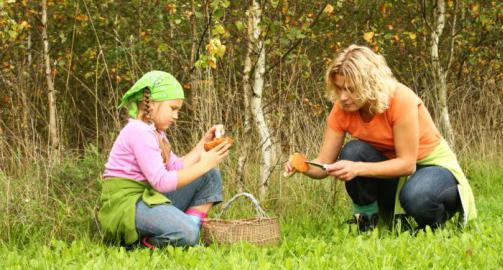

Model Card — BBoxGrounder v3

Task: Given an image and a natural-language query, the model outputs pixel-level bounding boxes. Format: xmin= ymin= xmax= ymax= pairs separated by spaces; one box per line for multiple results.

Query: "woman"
xmin=285 ymin=45 xmax=476 ymax=232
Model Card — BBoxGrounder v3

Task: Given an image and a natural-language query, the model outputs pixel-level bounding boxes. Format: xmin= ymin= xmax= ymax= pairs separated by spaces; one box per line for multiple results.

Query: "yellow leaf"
xmin=409 ymin=32 xmax=417 ymax=40
xmin=207 ymin=56 xmax=217 ymax=69
xmin=470 ymin=4 xmax=479 ymax=13
xmin=323 ymin=4 xmax=334 ymax=15
xmin=447 ymin=0 xmax=454 ymax=8
xmin=216 ymin=44 xmax=226 ymax=58
xmin=19 ymin=20 xmax=30 ymax=29
xmin=363 ymin=31 xmax=374 ymax=43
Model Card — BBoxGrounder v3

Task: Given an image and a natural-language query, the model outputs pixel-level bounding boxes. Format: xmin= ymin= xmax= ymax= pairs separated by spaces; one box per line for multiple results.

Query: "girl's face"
xmin=152 ymin=99 xmax=184 ymax=130
xmin=333 ymin=74 xmax=365 ymax=112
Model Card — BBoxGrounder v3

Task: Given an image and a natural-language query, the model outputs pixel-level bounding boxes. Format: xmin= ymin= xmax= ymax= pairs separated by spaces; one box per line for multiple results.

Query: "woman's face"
xmin=333 ymin=74 xmax=364 ymax=112
xmin=152 ymin=99 xmax=184 ymax=130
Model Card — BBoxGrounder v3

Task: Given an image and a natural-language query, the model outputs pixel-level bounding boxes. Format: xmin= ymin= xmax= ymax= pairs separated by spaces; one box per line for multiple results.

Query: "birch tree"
xmin=42 ymin=0 xmax=60 ymax=155
xmin=249 ymin=0 xmax=273 ymax=200
xmin=235 ymin=6 xmax=254 ymax=190
xmin=428 ymin=0 xmax=456 ymax=147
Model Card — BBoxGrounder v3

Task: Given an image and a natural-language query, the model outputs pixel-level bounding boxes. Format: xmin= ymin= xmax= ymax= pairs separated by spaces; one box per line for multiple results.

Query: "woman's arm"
xmin=328 ymin=109 xmax=418 ymax=180
xmin=303 ymin=127 xmax=346 ymax=179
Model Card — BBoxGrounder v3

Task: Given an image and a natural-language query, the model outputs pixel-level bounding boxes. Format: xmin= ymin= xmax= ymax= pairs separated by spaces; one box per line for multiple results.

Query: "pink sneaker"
xmin=141 ymin=236 xmax=157 ymax=251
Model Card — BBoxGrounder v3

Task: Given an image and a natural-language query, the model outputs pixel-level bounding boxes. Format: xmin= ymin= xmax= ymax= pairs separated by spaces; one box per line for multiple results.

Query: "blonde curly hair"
xmin=325 ymin=45 xmax=397 ymax=114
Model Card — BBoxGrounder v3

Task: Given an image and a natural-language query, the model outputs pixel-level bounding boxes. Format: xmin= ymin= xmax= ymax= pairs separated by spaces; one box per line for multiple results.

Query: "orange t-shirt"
xmin=327 ymin=85 xmax=441 ymax=160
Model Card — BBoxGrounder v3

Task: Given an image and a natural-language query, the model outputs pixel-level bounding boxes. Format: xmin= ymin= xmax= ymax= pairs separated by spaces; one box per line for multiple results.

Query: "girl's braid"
xmin=142 ymin=88 xmax=153 ymax=124
xmin=142 ymin=88 xmax=170 ymax=163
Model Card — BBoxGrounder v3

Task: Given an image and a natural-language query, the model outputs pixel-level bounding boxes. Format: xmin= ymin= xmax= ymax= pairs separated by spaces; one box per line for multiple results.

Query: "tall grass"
xmin=1 ymin=139 xmax=501 ymax=247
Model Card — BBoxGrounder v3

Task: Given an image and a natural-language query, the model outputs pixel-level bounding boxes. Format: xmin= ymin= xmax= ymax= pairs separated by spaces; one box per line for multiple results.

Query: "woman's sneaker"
xmin=347 ymin=213 xmax=379 ymax=232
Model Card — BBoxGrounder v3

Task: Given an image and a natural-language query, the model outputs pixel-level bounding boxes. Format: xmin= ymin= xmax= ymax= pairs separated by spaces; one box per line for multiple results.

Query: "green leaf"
xmin=235 ymin=20 xmax=245 ymax=32
xmin=194 ymin=11 xmax=203 ymax=19
xmin=213 ymin=8 xmax=224 ymax=20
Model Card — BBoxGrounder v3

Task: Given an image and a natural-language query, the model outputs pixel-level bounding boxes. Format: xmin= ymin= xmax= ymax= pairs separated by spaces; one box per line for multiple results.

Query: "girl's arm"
xmin=181 ymin=141 xmax=205 ymax=167
xmin=176 ymin=142 xmax=230 ymax=189
xmin=327 ymin=109 xmax=418 ymax=180
xmin=181 ymin=126 xmax=217 ymax=167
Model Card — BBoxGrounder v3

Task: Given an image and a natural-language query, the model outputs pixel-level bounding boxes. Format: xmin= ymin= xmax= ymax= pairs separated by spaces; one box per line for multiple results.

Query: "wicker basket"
xmin=201 ymin=193 xmax=280 ymax=246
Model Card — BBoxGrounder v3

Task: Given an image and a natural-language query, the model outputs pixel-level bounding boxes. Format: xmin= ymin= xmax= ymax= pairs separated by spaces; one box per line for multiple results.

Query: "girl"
xmin=285 ymin=45 xmax=476 ymax=232
xmin=98 ymin=71 xmax=231 ymax=248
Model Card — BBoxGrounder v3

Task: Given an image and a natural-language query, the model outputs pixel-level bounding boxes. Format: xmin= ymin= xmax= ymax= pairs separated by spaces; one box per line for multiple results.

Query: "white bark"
xmin=236 ymin=8 xmax=254 ymax=190
xmin=42 ymin=0 xmax=60 ymax=154
xmin=248 ymin=0 xmax=273 ymax=200
xmin=431 ymin=0 xmax=455 ymax=147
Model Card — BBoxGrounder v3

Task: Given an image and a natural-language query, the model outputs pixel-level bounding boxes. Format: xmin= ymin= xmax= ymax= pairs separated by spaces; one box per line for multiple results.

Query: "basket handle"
xmin=216 ymin=192 xmax=269 ymax=219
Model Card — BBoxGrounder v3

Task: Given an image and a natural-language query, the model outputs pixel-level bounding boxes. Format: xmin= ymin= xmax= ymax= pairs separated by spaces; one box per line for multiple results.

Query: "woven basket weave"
xmin=201 ymin=193 xmax=280 ymax=246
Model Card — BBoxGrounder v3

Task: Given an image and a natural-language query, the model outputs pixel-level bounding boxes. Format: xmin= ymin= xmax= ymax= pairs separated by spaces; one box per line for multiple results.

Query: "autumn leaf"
xmin=75 ymin=14 xmax=88 ymax=22
xmin=323 ymin=4 xmax=334 ymax=15
xmin=379 ymin=4 xmax=386 ymax=15
xmin=19 ymin=20 xmax=30 ymax=29
xmin=207 ymin=56 xmax=217 ymax=69
xmin=469 ymin=4 xmax=479 ymax=13
xmin=363 ymin=31 xmax=374 ymax=43
xmin=408 ymin=32 xmax=417 ymax=40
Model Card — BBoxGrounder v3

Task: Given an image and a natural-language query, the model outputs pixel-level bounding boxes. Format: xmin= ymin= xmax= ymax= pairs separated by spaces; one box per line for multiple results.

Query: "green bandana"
xmin=119 ymin=71 xmax=185 ymax=118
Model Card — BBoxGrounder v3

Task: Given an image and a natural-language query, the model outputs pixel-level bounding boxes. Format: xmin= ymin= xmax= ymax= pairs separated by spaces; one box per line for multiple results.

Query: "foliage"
xmin=0 ymin=1 xmax=502 ymax=267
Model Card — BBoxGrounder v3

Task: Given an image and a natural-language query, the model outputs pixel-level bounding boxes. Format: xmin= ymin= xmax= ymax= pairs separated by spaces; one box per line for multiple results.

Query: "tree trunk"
xmin=236 ymin=6 xmax=255 ymax=191
xmin=190 ymin=0 xmax=198 ymax=68
xmin=42 ymin=0 xmax=60 ymax=156
xmin=0 ymin=125 xmax=4 ymax=165
xmin=431 ymin=0 xmax=455 ymax=147
xmin=247 ymin=0 xmax=273 ymax=201
xmin=20 ymin=32 xmax=31 ymax=154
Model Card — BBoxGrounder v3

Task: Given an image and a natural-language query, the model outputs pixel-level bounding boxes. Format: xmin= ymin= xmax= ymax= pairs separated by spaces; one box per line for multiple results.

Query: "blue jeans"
xmin=340 ymin=140 xmax=461 ymax=227
xmin=134 ymin=168 xmax=223 ymax=247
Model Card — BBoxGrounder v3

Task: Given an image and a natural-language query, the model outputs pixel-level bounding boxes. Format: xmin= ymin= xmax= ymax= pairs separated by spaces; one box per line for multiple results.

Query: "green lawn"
xmin=1 ymin=161 xmax=502 ymax=269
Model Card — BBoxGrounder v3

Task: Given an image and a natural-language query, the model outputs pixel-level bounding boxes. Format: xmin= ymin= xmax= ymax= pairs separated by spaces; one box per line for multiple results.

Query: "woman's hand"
xmin=283 ymin=160 xmax=296 ymax=178
xmin=326 ymin=160 xmax=360 ymax=181
xmin=199 ymin=141 xmax=231 ymax=170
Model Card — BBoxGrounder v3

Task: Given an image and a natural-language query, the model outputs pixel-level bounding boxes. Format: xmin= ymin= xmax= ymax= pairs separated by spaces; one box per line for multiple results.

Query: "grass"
xmin=1 ymin=150 xmax=502 ymax=269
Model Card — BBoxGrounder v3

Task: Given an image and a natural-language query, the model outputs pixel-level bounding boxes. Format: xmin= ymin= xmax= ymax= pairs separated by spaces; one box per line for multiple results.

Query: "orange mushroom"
xmin=204 ymin=137 xmax=234 ymax=151
xmin=289 ymin=152 xmax=309 ymax=172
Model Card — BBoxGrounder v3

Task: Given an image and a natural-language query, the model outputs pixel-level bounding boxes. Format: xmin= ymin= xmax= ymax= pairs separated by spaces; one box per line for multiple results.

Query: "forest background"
xmin=0 ymin=1 xmax=502 ymax=268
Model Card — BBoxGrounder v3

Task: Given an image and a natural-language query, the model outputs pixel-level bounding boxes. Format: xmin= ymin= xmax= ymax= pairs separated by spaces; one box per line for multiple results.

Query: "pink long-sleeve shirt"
xmin=103 ymin=119 xmax=183 ymax=192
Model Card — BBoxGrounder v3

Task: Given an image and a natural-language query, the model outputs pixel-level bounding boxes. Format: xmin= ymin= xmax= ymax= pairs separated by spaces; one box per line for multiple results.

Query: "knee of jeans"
xmin=180 ymin=222 xmax=200 ymax=246
xmin=399 ymin=188 xmax=433 ymax=218
xmin=340 ymin=140 xmax=371 ymax=161
xmin=205 ymin=168 xmax=222 ymax=186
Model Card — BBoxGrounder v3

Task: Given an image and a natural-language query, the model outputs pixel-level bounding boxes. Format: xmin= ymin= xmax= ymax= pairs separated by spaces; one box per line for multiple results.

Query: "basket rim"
xmin=204 ymin=217 xmax=278 ymax=223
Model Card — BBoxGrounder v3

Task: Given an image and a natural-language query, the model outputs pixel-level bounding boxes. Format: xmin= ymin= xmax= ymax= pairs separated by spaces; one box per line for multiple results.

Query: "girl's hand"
xmin=326 ymin=160 xmax=360 ymax=181
xmin=200 ymin=124 xmax=225 ymax=144
xmin=201 ymin=126 xmax=216 ymax=144
xmin=199 ymin=141 xmax=231 ymax=170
